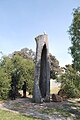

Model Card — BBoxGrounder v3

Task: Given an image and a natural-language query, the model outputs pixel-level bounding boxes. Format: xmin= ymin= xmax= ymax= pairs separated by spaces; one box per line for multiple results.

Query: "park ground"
xmin=0 ymin=92 xmax=80 ymax=120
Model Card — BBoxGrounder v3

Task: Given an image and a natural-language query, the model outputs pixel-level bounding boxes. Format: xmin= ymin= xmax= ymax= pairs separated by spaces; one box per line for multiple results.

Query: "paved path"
xmin=0 ymin=97 xmax=80 ymax=120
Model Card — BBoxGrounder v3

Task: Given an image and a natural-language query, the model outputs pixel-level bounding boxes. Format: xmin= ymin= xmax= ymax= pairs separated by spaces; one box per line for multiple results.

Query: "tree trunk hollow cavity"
xmin=39 ymin=44 xmax=47 ymax=98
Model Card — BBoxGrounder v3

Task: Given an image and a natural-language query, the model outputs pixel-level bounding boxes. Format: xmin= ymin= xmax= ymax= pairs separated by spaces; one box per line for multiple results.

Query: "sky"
xmin=0 ymin=0 xmax=80 ymax=67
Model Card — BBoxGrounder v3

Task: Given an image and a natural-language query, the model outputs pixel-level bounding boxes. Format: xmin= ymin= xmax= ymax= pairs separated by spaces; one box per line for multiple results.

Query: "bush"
xmin=62 ymin=81 xmax=80 ymax=98
xmin=59 ymin=65 xmax=80 ymax=98
xmin=0 ymin=69 xmax=11 ymax=99
xmin=0 ymin=55 xmax=34 ymax=99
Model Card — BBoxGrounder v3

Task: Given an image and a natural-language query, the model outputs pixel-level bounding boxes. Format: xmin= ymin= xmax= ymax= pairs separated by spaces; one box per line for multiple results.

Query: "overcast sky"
xmin=0 ymin=0 xmax=80 ymax=66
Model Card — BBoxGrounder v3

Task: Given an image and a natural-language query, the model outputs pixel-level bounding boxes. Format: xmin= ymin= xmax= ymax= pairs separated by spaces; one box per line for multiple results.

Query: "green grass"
xmin=0 ymin=109 xmax=42 ymax=120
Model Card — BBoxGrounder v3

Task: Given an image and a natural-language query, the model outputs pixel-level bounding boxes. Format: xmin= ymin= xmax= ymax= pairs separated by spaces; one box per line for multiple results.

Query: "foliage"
xmin=57 ymin=7 xmax=80 ymax=98
xmin=12 ymin=48 xmax=62 ymax=79
xmin=0 ymin=47 xmax=62 ymax=99
xmin=0 ymin=54 xmax=34 ymax=99
xmin=0 ymin=68 xmax=11 ymax=99
xmin=11 ymin=54 xmax=35 ymax=95
xmin=68 ymin=7 xmax=80 ymax=71
xmin=59 ymin=65 xmax=80 ymax=98
xmin=0 ymin=57 xmax=12 ymax=99
xmin=49 ymin=53 xmax=61 ymax=79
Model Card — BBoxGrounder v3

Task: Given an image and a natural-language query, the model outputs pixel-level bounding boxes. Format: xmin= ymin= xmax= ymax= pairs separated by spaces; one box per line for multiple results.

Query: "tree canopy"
xmin=0 ymin=54 xmax=34 ymax=99
xmin=68 ymin=7 xmax=80 ymax=71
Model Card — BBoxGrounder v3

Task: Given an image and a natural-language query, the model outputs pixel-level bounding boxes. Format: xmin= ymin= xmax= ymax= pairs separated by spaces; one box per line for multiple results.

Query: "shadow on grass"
xmin=2 ymin=96 xmax=80 ymax=120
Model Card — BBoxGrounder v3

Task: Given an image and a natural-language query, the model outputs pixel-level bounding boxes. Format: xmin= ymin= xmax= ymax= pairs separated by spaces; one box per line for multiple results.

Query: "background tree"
xmin=0 ymin=56 xmax=12 ymax=99
xmin=13 ymin=48 xmax=61 ymax=79
xmin=0 ymin=47 xmax=61 ymax=99
xmin=59 ymin=64 xmax=80 ymax=98
xmin=57 ymin=7 xmax=80 ymax=98
xmin=0 ymin=54 xmax=34 ymax=99
xmin=11 ymin=54 xmax=35 ymax=95
xmin=49 ymin=53 xmax=61 ymax=79
xmin=68 ymin=7 xmax=80 ymax=71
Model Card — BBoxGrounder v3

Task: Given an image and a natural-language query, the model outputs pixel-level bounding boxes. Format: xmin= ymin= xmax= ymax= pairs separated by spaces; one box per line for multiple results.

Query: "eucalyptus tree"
xmin=68 ymin=7 xmax=80 ymax=71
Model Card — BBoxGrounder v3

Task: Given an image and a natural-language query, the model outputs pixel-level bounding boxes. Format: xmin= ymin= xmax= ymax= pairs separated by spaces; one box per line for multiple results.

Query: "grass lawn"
xmin=0 ymin=109 xmax=42 ymax=120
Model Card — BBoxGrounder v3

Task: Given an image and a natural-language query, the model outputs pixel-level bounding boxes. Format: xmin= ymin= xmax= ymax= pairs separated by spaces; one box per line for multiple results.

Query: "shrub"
xmin=62 ymin=81 xmax=80 ymax=98
xmin=59 ymin=65 xmax=80 ymax=98
xmin=0 ymin=69 xmax=11 ymax=99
